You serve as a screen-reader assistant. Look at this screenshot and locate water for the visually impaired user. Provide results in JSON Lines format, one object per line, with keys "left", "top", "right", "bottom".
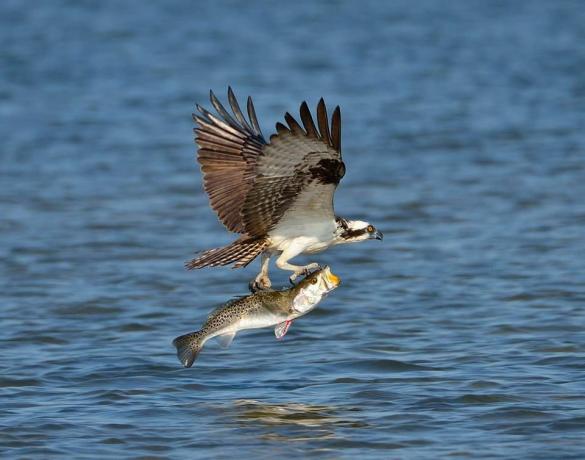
{"left": 2, "top": 0, "right": 585, "bottom": 458}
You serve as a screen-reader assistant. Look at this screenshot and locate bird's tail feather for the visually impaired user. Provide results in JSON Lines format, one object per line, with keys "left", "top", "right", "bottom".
{"left": 185, "top": 236, "right": 268, "bottom": 270}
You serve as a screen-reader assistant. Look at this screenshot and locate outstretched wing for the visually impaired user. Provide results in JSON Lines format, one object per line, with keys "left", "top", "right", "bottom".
{"left": 242, "top": 99, "right": 345, "bottom": 237}
{"left": 194, "top": 89, "right": 344, "bottom": 238}
{"left": 194, "top": 88, "right": 266, "bottom": 233}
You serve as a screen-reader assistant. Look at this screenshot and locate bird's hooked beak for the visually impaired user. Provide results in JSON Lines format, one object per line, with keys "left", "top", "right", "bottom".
{"left": 370, "top": 230, "right": 384, "bottom": 240}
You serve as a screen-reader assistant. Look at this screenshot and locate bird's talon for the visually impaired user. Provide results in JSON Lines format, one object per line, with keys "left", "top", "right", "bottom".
{"left": 289, "top": 271, "right": 303, "bottom": 285}
{"left": 249, "top": 276, "right": 272, "bottom": 293}
{"left": 303, "top": 264, "right": 321, "bottom": 276}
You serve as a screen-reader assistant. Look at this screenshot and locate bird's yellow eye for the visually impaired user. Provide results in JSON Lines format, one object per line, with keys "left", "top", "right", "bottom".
{"left": 310, "top": 277, "right": 318, "bottom": 285}
{"left": 367, "top": 225, "right": 374, "bottom": 233}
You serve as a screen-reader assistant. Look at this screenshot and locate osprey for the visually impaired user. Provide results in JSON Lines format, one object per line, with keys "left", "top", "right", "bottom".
{"left": 186, "top": 88, "right": 383, "bottom": 291}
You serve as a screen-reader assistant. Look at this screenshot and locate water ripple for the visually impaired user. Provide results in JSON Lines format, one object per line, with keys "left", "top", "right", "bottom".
{"left": 2, "top": 0, "right": 585, "bottom": 458}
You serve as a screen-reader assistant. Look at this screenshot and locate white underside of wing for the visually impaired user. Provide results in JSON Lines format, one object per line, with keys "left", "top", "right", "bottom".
{"left": 268, "top": 183, "right": 337, "bottom": 254}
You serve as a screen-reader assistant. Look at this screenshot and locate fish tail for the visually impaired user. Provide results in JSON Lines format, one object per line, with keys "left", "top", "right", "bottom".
{"left": 172, "top": 331, "right": 204, "bottom": 368}
{"left": 185, "top": 236, "right": 268, "bottom": 269}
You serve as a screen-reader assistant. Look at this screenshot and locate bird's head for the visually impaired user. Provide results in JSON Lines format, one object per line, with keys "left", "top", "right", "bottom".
{"left": 335, "top": 217, "right": 383, "bottom": 244}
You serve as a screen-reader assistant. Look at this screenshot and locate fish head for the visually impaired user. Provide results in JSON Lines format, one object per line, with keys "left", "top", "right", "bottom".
{"left": 292, "top": 266, "right": 341, "bottom": 314}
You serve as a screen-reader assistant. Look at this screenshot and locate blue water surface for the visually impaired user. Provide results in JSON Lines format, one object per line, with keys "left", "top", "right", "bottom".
{"left": 1, "top": 1, "right": 585, "bottom": 458}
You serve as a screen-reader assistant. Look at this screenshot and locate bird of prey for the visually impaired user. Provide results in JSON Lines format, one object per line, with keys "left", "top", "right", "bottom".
{"left": 186, "top": 88, "right": 383, "bottom": 291}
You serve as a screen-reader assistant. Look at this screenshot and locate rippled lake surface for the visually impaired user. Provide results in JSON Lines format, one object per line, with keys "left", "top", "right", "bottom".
{"left": 2, "top": 1, "right": 585, "bottom": 458}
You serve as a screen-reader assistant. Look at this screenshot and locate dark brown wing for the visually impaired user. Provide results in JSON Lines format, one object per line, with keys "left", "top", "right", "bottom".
{"left": 242, "top": 99, "right": 345, "bottom": 236}
{"left": 194, "top": 87, "right": 266, "bottom": 233}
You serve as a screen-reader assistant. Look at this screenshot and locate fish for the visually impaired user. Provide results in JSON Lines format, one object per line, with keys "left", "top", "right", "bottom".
{"left": 172, "top": 266, "right": 341, "bottom": 367}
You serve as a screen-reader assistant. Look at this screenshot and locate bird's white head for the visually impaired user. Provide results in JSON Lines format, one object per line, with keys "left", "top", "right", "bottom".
{"left": 335, "top": 217, "right": 383, "bottom": 244}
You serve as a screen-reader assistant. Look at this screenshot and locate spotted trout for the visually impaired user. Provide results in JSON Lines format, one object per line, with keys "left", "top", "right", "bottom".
{"left": 173, "top": 266, "right": 340, "bottom": 367}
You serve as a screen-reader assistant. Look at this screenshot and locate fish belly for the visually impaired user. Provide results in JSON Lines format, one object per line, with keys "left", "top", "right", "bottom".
{"left": 236, "top": 311, "right": 286, "bottom": 331}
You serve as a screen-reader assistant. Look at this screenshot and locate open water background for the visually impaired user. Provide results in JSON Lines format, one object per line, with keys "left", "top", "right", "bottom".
{"left": 1, "top": 1, "right": 585, "bottom": 458}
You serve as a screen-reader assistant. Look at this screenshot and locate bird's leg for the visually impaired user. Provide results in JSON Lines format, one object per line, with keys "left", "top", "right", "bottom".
{"left": 249, "top": 253, "right": 272, "bottom": 293}
{"left": 275, "top": 251, "right": 320, "bottom": 285}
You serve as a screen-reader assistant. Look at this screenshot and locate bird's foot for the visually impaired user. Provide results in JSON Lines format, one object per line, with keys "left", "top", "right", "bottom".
{"left": 249, "top": 275, "right": 272, "bottom": 293}
{"left": 304, "top": 262, "right": 321, "bottom": 274}
{"left": 288, "top": 263, "right": 322, "bottom": 285}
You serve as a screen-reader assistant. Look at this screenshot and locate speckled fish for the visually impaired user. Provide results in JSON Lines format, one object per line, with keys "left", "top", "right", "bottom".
{"left": 172, "top": 266, "right": 340, "bottom": 367}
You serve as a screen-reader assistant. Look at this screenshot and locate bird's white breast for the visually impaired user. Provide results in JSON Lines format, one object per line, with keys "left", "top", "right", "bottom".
{"left": 268, "top": 217, "right": 336, "bottom": 253}
{"left": 264, "top": 180, "right": 338, "bottom": 255}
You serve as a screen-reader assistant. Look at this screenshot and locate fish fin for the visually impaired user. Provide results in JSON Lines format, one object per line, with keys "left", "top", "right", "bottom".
{"left": 274, "top": 320, "right": 293, "bottom": 340}
{"left": 172, "top": 331, "right": 204, "bottom": 368}
{"left": 217, "top": 332, "right": 236, "bottom": 348}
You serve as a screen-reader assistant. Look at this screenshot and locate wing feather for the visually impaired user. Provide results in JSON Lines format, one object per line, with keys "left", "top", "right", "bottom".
{"left": 194, "top": 88, "right": 266, "bottom": 233}
{"left": 284, "top": 112, "right": 305, "bottom": 135}
{"left": 331, "top": 106, "right": 341, "bottom": 152}
{"left": 228, "top": 87, "right": 254, "bottom": 133}
{"left": 209, "top": 90, "right": 240, "bottom": 129}
{"left": 316, "top": 98, "right": 331, "bottom": 147}
{"left": 194, "top": 89, "right": 344, "bottom": 238}
{"left": 275, "top": 122, "right": 289, "bottom": 135}
{"left": 241, "top": 100, "right": 344, "bottom": 236}
{"left": 247, "top": 96, "right": 263, "bottom": 137}
{"left": 299, "top": 102, "right": 319, "bottom": 139}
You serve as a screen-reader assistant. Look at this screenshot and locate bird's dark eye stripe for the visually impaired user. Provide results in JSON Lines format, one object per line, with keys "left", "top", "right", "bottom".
{"left": 342, "top": 228, "right": 368, "bottom": 239}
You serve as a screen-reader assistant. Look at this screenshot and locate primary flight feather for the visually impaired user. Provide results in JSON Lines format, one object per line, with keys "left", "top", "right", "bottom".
{"left": 187, "top": 87, "right": 382, "bottom": 291}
